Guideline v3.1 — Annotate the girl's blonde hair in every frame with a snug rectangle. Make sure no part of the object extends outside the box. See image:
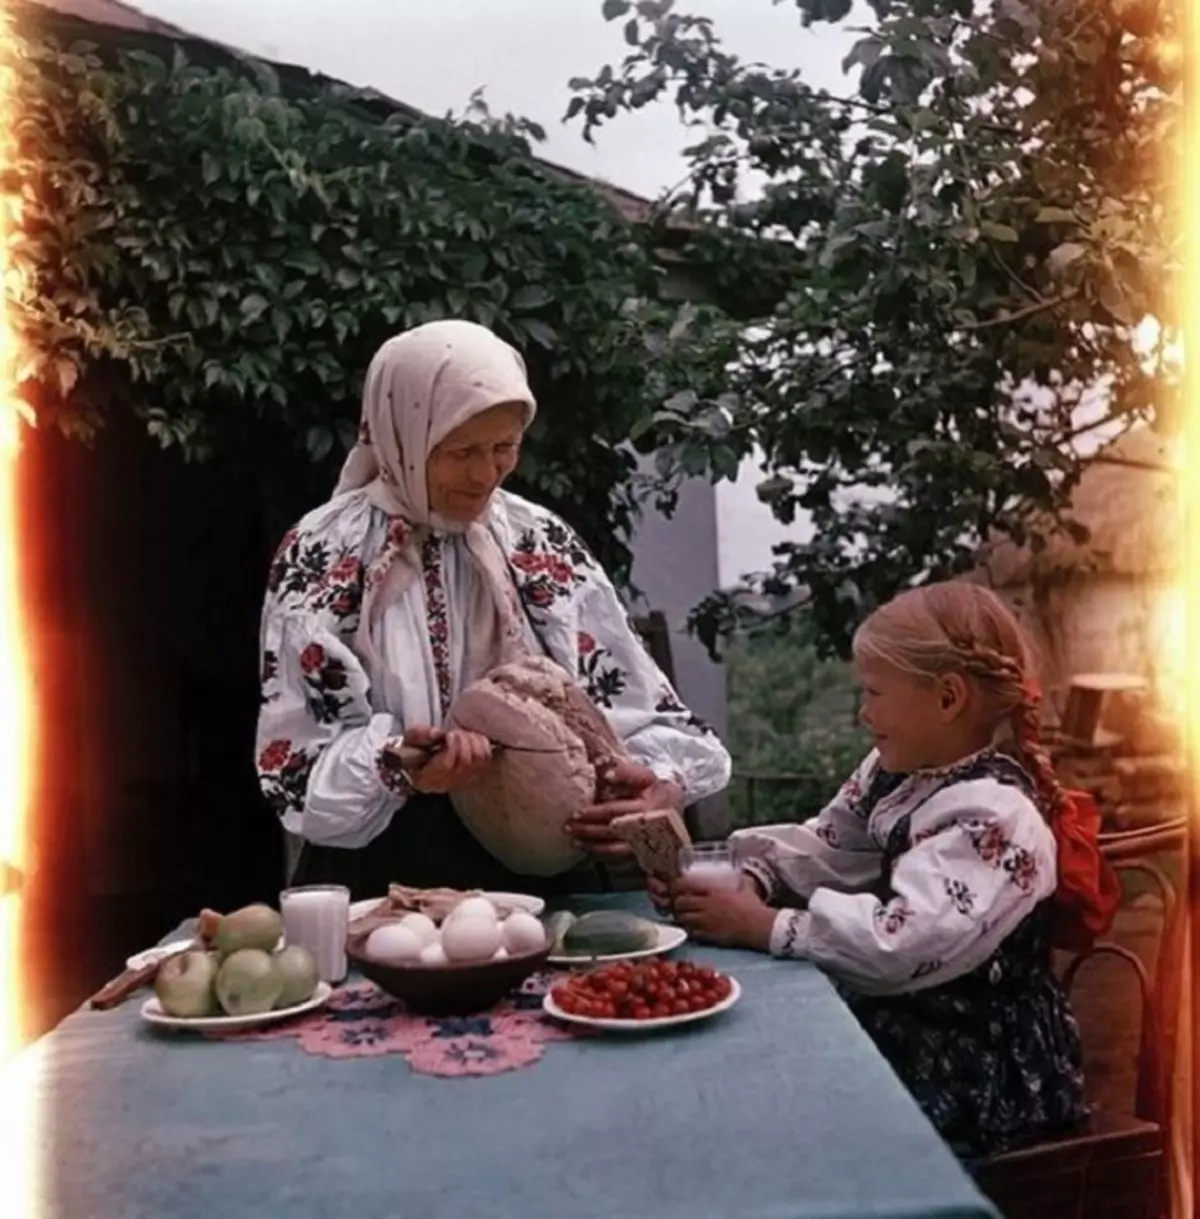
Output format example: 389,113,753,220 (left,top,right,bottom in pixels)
852,581,1066,822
